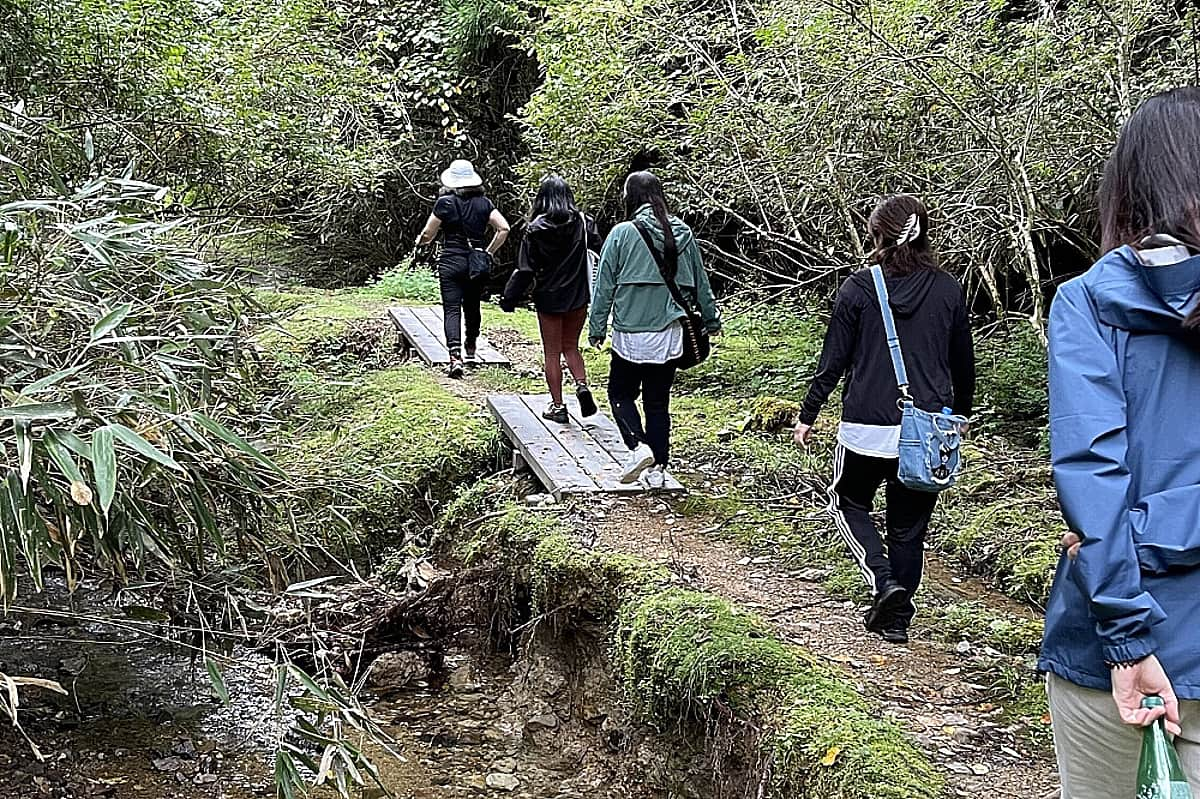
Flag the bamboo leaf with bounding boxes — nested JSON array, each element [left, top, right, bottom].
[[14, 421, 31, 488], [56, 431, 93, 460], [191, 412, 283, 475], [204, 658, 230, 706], [91, 427, 117, 515], [22, 365, 85, 395], [43, 430, 85, 483], [90, 304, 133, 341], [109, 423, 183, 472], [0, 402, 76, 421]]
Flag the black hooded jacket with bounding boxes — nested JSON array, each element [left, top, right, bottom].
[[501, 212, 601, 315], [799, 267, 975, 427]]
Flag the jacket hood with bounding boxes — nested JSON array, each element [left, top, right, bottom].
[[632, 204, 696, 251], [848, 267, 941, 317], [1088, 246, 1200, 335], [527, 212, 582, 237]]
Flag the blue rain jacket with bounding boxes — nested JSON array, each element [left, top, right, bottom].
[[1039, 245, 1200, 696]]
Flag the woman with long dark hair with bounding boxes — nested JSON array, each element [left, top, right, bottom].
[[588, 171, 722, 488], [1042, 87, 1200, 797], [416, 160, 511, 378], [793, 194, 975, 645], [500, 175, 601, 422]]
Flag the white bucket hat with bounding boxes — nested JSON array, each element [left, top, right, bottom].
[[440, 159, 483, 189]]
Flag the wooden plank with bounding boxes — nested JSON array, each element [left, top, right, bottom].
[[410, 306, 509, 366], [520, 395, 639, 494], [471, 337, 509, 365], [387, 307, 451, 365], [562, 398, 685, 493], [487, 395, 599, 499]]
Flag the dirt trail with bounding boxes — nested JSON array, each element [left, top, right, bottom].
[[439, 324, 1059, 797], [578, 496, 1058, 799]]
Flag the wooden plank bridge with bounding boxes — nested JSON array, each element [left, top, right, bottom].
[[487, 394, 685, 499], [388, 306, 510, 367]]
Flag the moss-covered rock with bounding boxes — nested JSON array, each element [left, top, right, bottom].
[[432, 491, 942, 798]]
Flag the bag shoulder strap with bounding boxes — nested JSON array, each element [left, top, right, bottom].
[[632, 220, 692, 315], [869, 265, 911, 398]]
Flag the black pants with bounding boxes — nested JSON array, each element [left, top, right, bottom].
[[438, 259, 481, 358], [607, 353, 677, 466], [827, 443, 938, 624]]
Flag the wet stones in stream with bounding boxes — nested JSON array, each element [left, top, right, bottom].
[[369, 642, 711, 799]]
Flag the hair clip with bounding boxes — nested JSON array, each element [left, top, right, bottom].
[[896, 214, 921, 247]]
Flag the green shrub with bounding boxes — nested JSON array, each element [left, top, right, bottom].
[[364, 260, 441, 303], [975, 324, 1049, 437]]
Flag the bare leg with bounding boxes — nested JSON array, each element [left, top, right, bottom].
[[560, 306, 589, 385], [538, 312, 565, 406]]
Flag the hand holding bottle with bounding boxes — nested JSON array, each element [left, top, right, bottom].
[[1113, 656, 1182, 736]]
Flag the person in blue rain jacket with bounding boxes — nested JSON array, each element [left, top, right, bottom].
[[1041, 87, 1200, 797]]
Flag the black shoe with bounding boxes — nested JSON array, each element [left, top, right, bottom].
[[464, 338, 478, 361], [864, 583, 907, 633], [576, 385, 598, 417], [447, 359, 464, 379], [542, 403, 569, 424], [881, 625, 909, 645]]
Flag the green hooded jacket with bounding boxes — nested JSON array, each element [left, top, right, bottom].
[[588, 205, 722, 341]]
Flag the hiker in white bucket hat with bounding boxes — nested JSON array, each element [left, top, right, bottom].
[[416, 160, 511, 377], [440, 159, 484, 189]]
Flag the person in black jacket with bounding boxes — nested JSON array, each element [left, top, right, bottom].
[[415, 160, 511, 378], [793, 194, 975, 645], [500, 175, 601, 423]]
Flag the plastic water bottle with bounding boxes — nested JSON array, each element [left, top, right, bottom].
[[1137, 696, 1193, 798]]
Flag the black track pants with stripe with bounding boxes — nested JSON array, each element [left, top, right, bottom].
[[826, 443, 938, 623]]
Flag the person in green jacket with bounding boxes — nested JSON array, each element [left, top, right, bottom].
[[588, 171, 721, 488]]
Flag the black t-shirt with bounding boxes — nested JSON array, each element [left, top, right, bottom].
[[434, 194, 495, 252]]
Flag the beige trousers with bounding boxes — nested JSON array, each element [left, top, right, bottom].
[[1048, 673, 1200, 798]]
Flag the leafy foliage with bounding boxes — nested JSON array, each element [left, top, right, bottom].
[[0, 115, 283, 598], [521, 0, 1200, 322]]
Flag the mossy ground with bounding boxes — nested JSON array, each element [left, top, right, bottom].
[[255, 275, 498, 539], [258, 272, 1058, 783], [436, 477, 942, 799]]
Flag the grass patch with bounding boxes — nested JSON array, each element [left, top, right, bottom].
[[677, 306, 825, 398]]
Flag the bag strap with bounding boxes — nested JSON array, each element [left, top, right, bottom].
[[869, 265, 911, 399], [457, 195, 486, 250], [632, 220, 693, 316]]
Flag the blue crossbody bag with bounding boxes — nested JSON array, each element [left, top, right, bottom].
[[870, 266, 968, 493]]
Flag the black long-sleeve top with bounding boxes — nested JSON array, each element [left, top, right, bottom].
[[799, 267, 975, 427], [501, 212, 601, 314]]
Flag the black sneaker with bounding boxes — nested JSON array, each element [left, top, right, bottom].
[[447, 359, 464, 379], [863, 583, 907, 633], [881, 625, 910, 645], [542, 403, 568, 424], [576, 385, 598, 417], [464, 338, 478, 361]]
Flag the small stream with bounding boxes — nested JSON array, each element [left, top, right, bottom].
[[0, 578, 701, 799]]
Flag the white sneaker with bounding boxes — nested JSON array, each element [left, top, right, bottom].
[[641, 465, 665, 490], [619, 443, 655, 484]]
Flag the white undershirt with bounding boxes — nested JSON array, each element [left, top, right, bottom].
[[612, 322, 684, 365], [838, 422, 901, 459]]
